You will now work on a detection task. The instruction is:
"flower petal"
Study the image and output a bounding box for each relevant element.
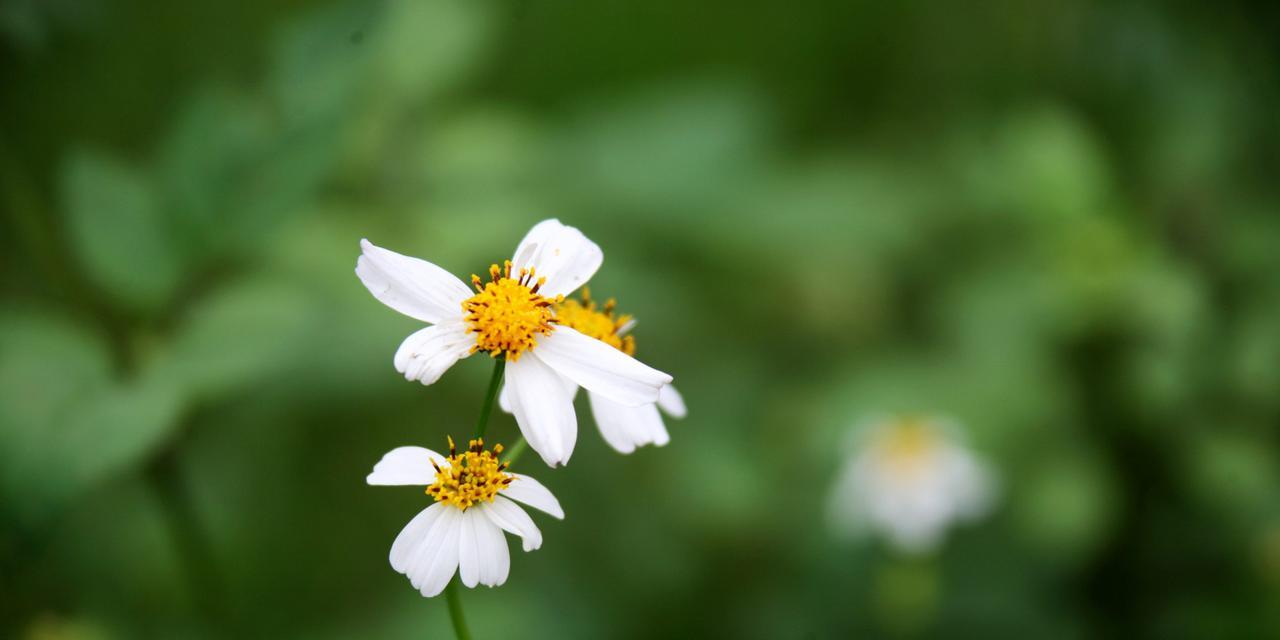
[356,239,471,324]
[657,384,687,419]
[479,496,543,552]
[588,392,669,454]
[367,446,448,485]
[506,353,578,467]
[501,473,564,519]
[509,219,602,298]
[458,510,481,588]
[390,503,446,572]
[473,512,509,587]
[536,327,671,407]
[405,506,461,597]
[394,322,474,385]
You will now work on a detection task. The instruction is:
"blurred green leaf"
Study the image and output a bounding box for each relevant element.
[61,150,183,310]
[155,277,318,401]
[0,310,182,524]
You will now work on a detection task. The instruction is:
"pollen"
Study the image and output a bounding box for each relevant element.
[462,261,561,361]
[553,288,636,356]
[426,437,515,510]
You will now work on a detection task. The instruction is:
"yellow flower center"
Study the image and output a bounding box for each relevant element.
[553,288,636,356]
[426,437,514,510]
[875,418,942,478]
[462,261,561,361]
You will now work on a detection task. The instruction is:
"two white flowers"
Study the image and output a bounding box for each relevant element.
[356,220,683,596]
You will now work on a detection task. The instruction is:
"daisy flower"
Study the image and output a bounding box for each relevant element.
[827,415,996,554]
[500,289,686,453]
[356,219,673,466]
[367,438,564,597]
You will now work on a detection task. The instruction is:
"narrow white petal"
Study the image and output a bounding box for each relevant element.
[536,327,671,407]
[472,513,509,587]
[657,384,687,419]
[588,392,639,453]
[506,354,578,467]
[509,219,603,298]
[458,511,481,588]
[407,507,461,597]
[356,239,472,324]
[501,474,564,519]
[394,322,474,385]
[390,503,446,572]
[480,497,543,552]
[498,382,514,413]
[367,447,447,485]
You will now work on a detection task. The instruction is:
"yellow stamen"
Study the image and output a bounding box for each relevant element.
[462,261,561,361]
[874,417,942,478]
[553,287,636,355]
[425,437,514,510]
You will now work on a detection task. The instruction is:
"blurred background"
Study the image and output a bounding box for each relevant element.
[3,0,1280,637]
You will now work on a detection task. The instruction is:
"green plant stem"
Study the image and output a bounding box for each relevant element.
[474,358,505,440]
[443,579,473,640]
[147,445,229,629]
[502,437,528,466]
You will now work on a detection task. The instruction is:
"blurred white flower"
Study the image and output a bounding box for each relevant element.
[356,219,672,466]
[827,415,996,554]
[367,438,564,597]
[499,289,686,453]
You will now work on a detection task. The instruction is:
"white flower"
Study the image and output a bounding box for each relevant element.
[498,289,686,453]
[827,415,996,554]
[367,438,564,597]
[356,219,673,467]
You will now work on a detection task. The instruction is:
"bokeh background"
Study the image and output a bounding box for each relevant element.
[3,0,1280,637]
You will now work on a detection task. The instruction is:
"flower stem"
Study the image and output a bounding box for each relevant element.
[474,358,506,439]
[502,437,528,466]
[443,578,473,640]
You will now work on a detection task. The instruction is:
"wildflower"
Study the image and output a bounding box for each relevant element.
[500,289,685,453]
[367,438,564,597]
[827,415,995,553]
[356,219,673,466]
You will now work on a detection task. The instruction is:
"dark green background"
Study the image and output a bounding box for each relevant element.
[3,0,1280,637]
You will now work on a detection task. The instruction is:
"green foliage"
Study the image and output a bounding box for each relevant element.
[3,0,1280,637]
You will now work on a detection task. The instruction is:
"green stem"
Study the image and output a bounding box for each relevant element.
[474,358,506,440]
[443,579,473,640]
[502,437,528,467]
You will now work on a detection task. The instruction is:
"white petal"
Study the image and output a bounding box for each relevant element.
[390,503,446,572]
[394,322,474,385]
[509,219,602,298]
[657,384,687,419]
[501,473,564,519]
[499,374,577,416]
[473,511,509,587]
[458,511,481,588]
[588,392,669,454]
[405,507,461,597]
[356,239,472,324]
[479,496,543,552]
[506,353,578,467]
[367,447,447,485]
[535,327,671,407]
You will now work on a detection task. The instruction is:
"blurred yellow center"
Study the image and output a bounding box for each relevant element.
[554,288,636,355]
[877,419,942,477]
[426,437,514,510]
[462,261,561,361]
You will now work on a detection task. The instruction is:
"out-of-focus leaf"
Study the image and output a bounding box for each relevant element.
[374,0,492,104]
[1013,448,1116,564]
[558,81,768,211]
[269,1,379,130]
[154,277,318,401]
[61,150,183,310]
[0,310,183,524]
[156,89,337,260]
